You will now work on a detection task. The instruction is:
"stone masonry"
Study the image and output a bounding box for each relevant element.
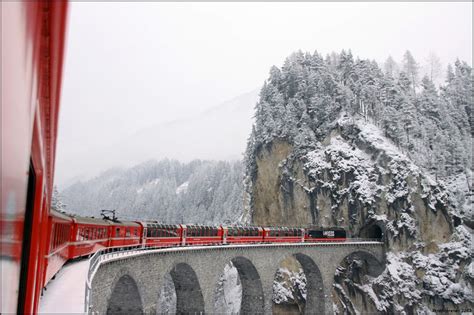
[89,242,385,314]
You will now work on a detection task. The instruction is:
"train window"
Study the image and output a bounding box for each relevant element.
[116,228,120,237]
[126,228,130,237]
[134,228,138,236]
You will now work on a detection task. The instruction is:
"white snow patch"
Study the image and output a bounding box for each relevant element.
[214,261,242,314]
[176,181,189,195]
[39,258,90,313]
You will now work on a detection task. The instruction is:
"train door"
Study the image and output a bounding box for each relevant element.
[181,225,187,246]
[17,162,37,313]
[142,226,147,248]
[222,227,228,245]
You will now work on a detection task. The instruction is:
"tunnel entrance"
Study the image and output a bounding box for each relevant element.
[360,223,383,240]
[271,253,325,315]
[170,263,205,314]
[107,275,143,314]
[214,256,264,314]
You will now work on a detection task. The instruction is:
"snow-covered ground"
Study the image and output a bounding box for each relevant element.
[39,258,90,313]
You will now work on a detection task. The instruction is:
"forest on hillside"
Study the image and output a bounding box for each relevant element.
[244,50,472,219]
[57,159,244,224]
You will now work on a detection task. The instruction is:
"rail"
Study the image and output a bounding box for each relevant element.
[83,238,383,313]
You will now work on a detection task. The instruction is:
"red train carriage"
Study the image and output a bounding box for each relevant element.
[182,225,223,246]
[304,227,347,242]
[1,1,68,313]
[69,217,111,259]
[223,226,263,244]
[142,222,182,248]
[263,227,305,243]
[43,211,73,286]
[108,221,142,248]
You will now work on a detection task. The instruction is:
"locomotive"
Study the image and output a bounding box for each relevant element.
[44,209,347,291]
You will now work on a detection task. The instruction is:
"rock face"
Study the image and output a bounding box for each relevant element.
[246,116,472,312]
[251,116,453,246]
[242,51,473,313]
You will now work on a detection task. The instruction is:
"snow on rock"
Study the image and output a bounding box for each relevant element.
[214,261,242,314]
[305,133,382,206]
[410,226,473,305]
[346,252,423,313]
[272,267,307,305]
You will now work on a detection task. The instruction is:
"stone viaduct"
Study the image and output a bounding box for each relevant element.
[88,242,385,314]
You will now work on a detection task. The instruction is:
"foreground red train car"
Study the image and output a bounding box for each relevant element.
[1,1,68,313]
[43,211,73,286]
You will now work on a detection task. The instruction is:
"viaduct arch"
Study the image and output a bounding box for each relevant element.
[90,243,385,314]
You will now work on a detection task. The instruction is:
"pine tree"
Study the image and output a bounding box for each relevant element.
[402,50,419,95]
[425,52,442,83]
[384,55,398,78]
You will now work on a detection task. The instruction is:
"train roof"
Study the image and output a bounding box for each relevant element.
[183,224,221,229]
[226,226,262,231]
[306,226,346,230]
[50,210,74,221]
[142,222,181,228]
[107,220,141,227]
[74,216,112,226]
[263,226,304,231]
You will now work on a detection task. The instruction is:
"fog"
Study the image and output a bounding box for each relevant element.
[54,2,472,187]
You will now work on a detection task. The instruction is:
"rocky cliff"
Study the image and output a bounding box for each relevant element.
[242,50,473,313]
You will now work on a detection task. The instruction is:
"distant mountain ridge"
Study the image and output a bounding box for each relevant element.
[56,89,259,187]
[61,159,244,224]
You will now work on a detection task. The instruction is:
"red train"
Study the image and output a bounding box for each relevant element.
[0,2,346,312]
[42,210,347,295]
[1,1,68,313]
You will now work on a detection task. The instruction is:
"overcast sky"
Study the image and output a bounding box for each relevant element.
[55,2,472,186]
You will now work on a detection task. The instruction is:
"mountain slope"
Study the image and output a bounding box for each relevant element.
[243,50,473,312]
[61,159,244,224]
